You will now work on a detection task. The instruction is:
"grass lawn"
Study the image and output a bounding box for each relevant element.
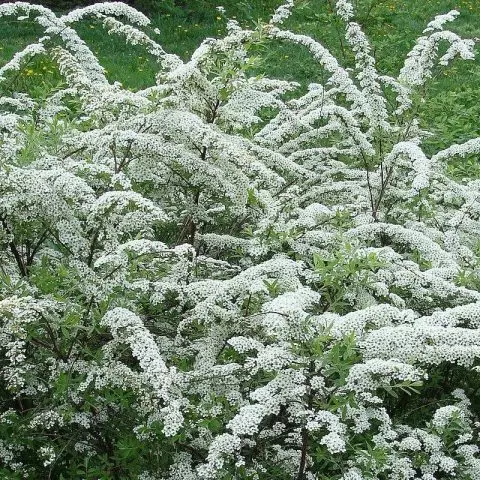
[1,0,480,151]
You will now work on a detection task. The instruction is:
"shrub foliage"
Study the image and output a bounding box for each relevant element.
[0,1,480,478]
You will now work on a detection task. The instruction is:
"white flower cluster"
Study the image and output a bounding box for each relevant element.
[345,359,426,393]
[307,410,347,453]
[269,0,294,25]
[399,14,475,86]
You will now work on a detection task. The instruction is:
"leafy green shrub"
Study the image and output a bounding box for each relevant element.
[0,1,480,478]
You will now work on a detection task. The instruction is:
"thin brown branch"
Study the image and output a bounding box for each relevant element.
[0,216,27,277]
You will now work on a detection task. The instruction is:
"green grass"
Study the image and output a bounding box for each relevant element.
[1,0,480,151]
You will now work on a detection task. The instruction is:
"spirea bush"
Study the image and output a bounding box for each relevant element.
[1,1,480,478]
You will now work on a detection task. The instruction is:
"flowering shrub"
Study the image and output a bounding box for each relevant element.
[1,1,480,478]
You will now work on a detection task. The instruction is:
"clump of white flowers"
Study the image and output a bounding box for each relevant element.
[0,0,480,478]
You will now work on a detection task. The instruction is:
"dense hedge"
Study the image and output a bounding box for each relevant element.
[1,1,480,479]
